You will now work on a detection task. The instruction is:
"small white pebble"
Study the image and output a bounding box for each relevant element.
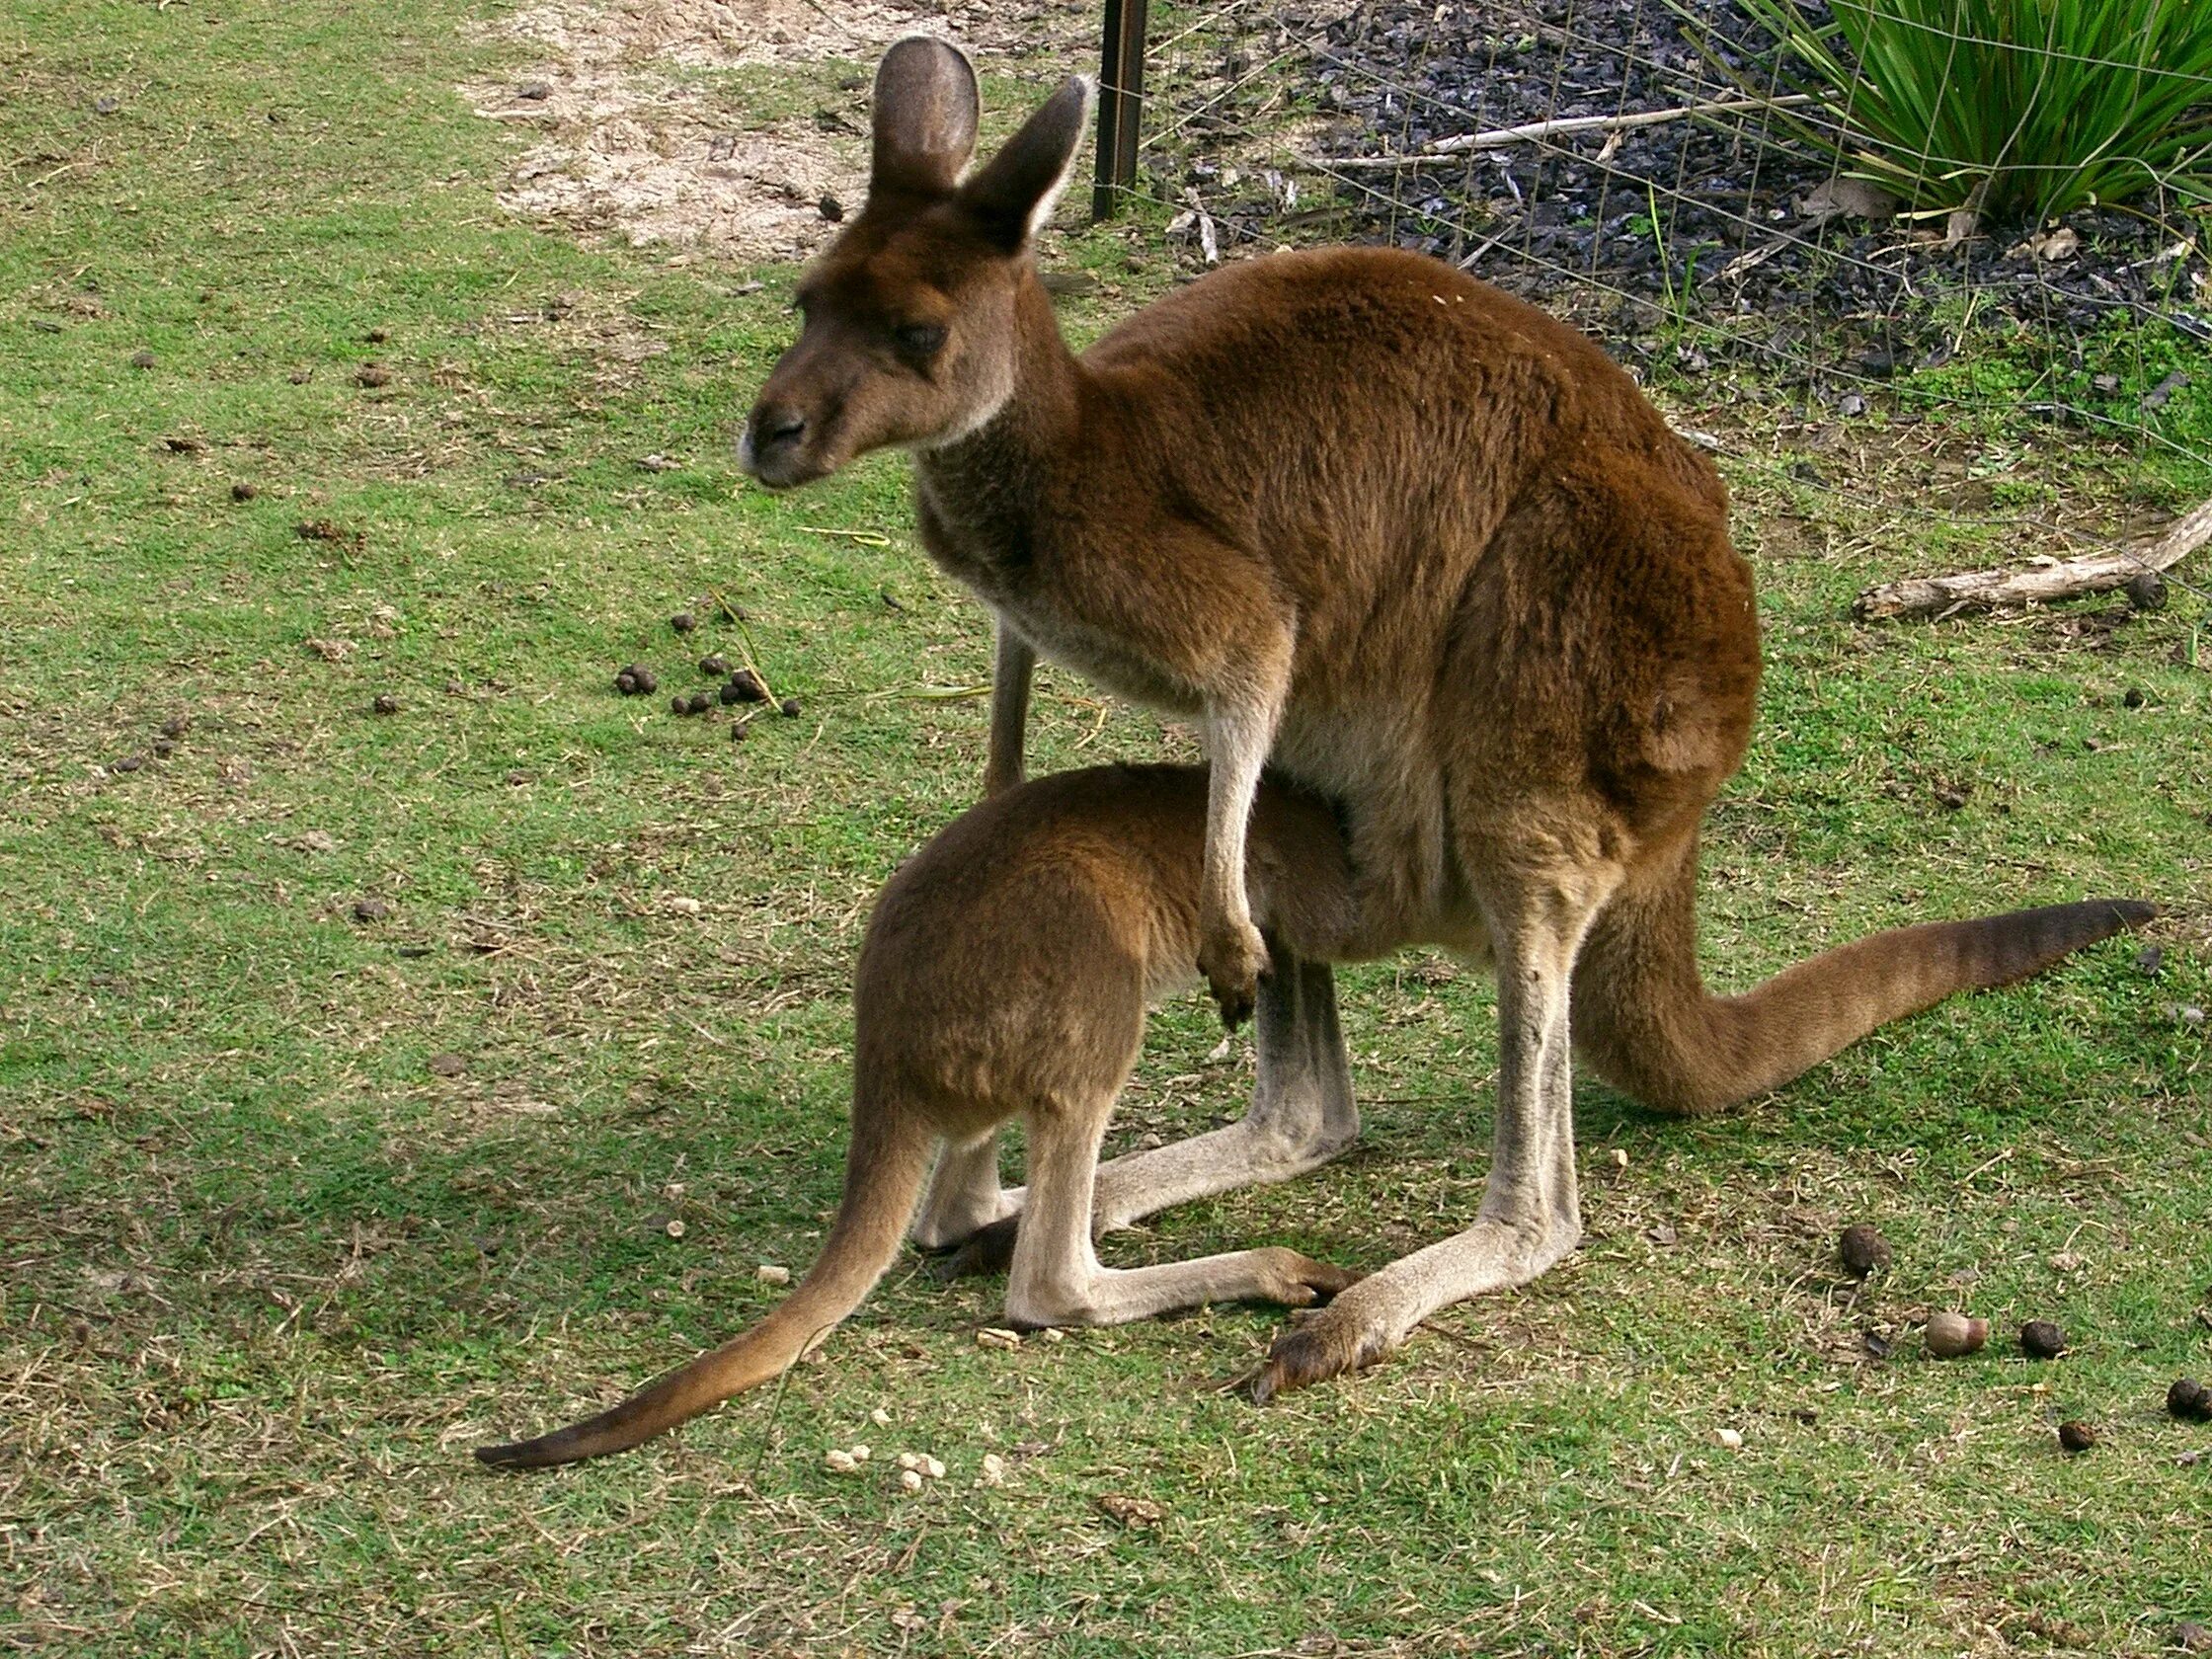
[1712,1427,1744,1451]
[666,896,702,915]
[849,1444,870,1463]
[870,1406,891,1427]
[755,1263,790,1286]
[896,1452,921,1472]
[899,1467,924,1493]
[976,1327,1022,1351]
[979,1452,1007,1486]
[824,1449,857,1473]
[920,1456,946,1480]
[664,1219,685,1239]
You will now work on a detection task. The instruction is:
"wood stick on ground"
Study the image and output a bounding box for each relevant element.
[1853,497,2212,621]
[1301,95,1814,171]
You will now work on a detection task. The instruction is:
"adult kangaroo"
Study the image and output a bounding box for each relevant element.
[737,38,2155,1399]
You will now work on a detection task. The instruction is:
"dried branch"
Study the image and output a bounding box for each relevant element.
[1853,498,2212,621]
[1302,95,1814,171]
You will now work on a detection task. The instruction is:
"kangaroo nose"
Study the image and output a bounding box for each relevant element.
[753,407,806,449]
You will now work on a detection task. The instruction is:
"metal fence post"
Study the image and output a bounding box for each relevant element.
[1091,0,1149,218]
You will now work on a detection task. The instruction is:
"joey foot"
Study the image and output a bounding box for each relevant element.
[1248,1298,1401,1403]
[925,1215,1020,1280]
[1198,914,1270,1029]
[1252,1249,1364,1308]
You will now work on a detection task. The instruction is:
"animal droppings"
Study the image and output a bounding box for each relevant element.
[1711,1427,1743,1450]
[699,655,730,677]
[979,1453,1007,1485]
[899,1467,923,1492]
[664,1219,685,1239]
[685,692,715,716]
[779,696,803,718]
[2019,1320,2067,1359]
[2168,1377,2212,1422]
[727,667,769,703]
[231,482,258,501]
[1838,1224,1892,1277]
[371,694,401,716]
[670,612,697,634]
[755,1264,790,1286]
[352,898,390,923]
[1924,1312,1989,1358]
[355,363,391,388]
[824,1449,858,1473]
[2057,1419,2097,1455]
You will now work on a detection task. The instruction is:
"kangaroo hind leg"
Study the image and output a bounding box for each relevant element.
[1004,1078,1359,1330]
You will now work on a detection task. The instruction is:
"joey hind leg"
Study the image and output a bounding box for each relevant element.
[931,957,1359,1279]
[912,1133,1015,1250]
[1004,1086,1359,1330]
[1091,955,1358,1230]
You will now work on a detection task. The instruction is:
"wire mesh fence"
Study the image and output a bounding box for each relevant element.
[1106,0,2212,612]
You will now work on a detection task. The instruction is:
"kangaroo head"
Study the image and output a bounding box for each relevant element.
[739,40,1092,490]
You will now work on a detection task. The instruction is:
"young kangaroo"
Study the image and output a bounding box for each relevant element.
[736,39,2157,1400]
[476,765,1366,1468]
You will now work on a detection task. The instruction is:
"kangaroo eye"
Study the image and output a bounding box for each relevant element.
[893,323,946,358]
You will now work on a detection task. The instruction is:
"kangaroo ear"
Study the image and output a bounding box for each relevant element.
[958,75,1093,250]
[871,37,980,198]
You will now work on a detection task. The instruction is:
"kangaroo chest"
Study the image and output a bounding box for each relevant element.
[912,476,1208,717]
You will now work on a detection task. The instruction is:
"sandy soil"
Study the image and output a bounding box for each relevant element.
[463,0,1094,264]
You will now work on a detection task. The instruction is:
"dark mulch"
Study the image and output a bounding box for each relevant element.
[1147,0,2212,381]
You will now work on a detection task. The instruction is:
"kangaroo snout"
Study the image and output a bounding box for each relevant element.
[739,402,814,488]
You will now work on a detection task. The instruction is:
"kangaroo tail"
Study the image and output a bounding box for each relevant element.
[475,1099,936,1469]
[1573,834,2156,1117]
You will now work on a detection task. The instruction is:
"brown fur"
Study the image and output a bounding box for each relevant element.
[729,39,2157,1400]
[476,764,2146,1465]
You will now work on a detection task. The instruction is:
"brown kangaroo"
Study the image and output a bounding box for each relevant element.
[477,766,2145,1466]
[733,38,2156,1401]
[477,765,1367,1468]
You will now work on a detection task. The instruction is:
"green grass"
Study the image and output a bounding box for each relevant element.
[4,2,2210,1655]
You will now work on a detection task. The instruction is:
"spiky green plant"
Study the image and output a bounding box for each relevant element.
[1723,0,2212,221]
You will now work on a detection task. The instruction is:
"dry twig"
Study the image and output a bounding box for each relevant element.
[1303,95,1814,170]
[1854,497,2212,620]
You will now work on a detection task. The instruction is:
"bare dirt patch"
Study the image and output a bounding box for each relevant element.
[463,0,1093,264]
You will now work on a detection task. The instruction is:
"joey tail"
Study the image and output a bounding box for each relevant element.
[1573,834,2155,1117]
[475,1102,936,1469]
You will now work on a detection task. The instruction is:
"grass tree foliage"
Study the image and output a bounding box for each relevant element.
[1729,0,2212,220]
